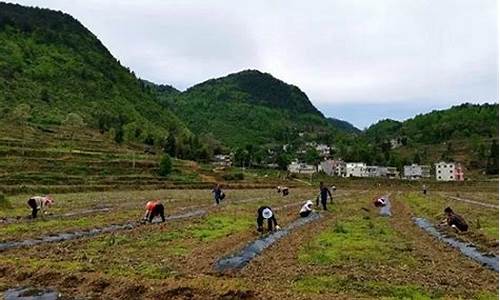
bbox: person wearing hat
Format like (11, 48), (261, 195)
(143, 199), (165, 223)
(441, 207), (468, 232)
(212, 183), (225, 205)
(299, 200), (314, 217)
(256, 206), (280, 233)
(373, 197), (387, 207)
(316, 182), (333, 211)
(27, 195), (54, 219)
(422, 184), (428, 195)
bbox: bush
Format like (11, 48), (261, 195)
(158, 154), (172, 176)
(0, 192), (12, 209)
(222, 173), (244, 181)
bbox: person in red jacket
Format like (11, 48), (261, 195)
(143, 199), (165, 223)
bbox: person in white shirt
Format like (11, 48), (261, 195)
(27, 195), (54, 218)
(299, 200), (314, 217)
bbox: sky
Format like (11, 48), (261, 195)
(8, 0), (499, 128)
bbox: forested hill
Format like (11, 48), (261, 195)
(161, 70), (343, 147)
(186, 70), (322, 115)
(364, 103), (498, 144)
(356, 103), (499, 176)
(0, 2), (189, 142)
(327, 118), (360, 134)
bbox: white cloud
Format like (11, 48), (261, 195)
(8, 0), (499, 106)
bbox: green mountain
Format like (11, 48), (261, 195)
(327, 118), (360, 134)
(359, 103), (498, 176)
(156, 70), (340, 147)
(0, 2), (189, 142)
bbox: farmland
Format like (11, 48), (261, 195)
(0, 185), (497, 299)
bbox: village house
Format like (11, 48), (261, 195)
(288, 161), (316, 174)
(384, 167), (400, 179)
(315, 144), (331, 158)
(403, 164), (431, 180)
(319, 160), (346, 177)
(345, 162), (367, 177)
(435, 161), (464, 181)
(212, 154), (232, 167)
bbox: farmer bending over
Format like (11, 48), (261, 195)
(256, 206), (280, 233)
(373, 197), (387, 207)
(299, 200), (314, 217)
(143, 199), (165, 223)
(316, 182), (333, 211)
(276, 186), (289, 196)
(27, 195), (54, 219)
(441, 207), (468, 232)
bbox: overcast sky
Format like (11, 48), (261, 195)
(8, 0), (499, 128)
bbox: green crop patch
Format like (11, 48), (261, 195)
(299, 215), (415, 267)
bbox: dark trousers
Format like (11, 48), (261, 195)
(149, 204), (165, 222)
(27, 198), (38, 218)
(300, 210), (311, 218)
(214, 195), (220, 205)
(257, 216), (276, 232)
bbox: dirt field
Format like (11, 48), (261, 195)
(0, 186), (497, 299)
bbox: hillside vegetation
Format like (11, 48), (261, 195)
(351, 103), (498, 176)
(155, 70), (345, 147)
(0, 2), (189, 144)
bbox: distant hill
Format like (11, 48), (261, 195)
(327, 118), (360, 134)
(155, 70), (344, 147)
(0, 2), (189, 143)
(365, 104), (497, 144)
(358, 103), (499, 176)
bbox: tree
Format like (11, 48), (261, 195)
(305, 148), (321, 170)
(164, 134), (176, 157)
(158, 154), (172, 176)
(234, 147), (250, 168)
(276, 152), (291, 171)
(62, 112), (85, 141)
(486, 140), (499, 175)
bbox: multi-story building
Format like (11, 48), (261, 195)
(435, 162), (464, 181)
(403, 164), (431, 180)
(319, 160), (346, 177)
(345, 162), (367, 177)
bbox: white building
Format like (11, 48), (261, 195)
(435, 162), (464, 181)
(213, 154), (232, 167)
(345, 162), (367, 177)
(383, 167), (400, 179)
(319, 160), (346, 177)
(366, 166), (385, 177)
(288, 161), (316, 174)
(315, 144), (331, 158)
(403, 164), (431, 180)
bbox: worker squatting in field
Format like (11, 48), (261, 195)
(256, 206), (280, 233)
(143, 199), (165, 223)
(27, 195), (54, 218)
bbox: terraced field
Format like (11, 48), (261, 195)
(0, 186), (497, 299)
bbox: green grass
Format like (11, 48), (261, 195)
(299, 215), (415, 266)
(404, 192), (499, 239)
(189, 214), (253, 241)
(294, 275), (433, 299)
